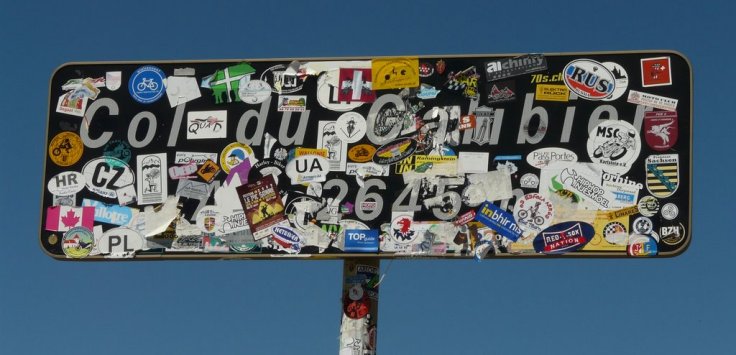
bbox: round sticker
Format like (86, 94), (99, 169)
(587, 120), (640, 174)
(316, 72), (364, 111)
(48, 234), (58, 245)
(513, 193), (554, 233)
(603, 221), (628, 245)
(389, 215), (418, 245)
(128, 65), (166, 104)
(638, 196), (660, 217)
(627, 234), (658, 257)
(103, 140), (132, 166)
(238, 79), (272, 104)
(661, 203), (679, 220)
(661, 223), (686, 246)
(220, 142), (256, 174)
(601, 62), (629, 102)
(62, 227), (94, 259)
(343, 293), (370, 319)
(196, 206), (222, 233)
(348, 284), (364, 301)
(335, 112), (367, 143)
(48, 132), (84, 167)
(633, 217), (653, 234)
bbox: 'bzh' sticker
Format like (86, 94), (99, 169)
(136, 153), (167, 205)
(587, 120), (640, 174)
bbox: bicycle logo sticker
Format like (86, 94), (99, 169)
(48, 132), (84, 167)
(513, 193), (554, 234)
(587, 120), (640, 174)
(128, 65), (166, 104)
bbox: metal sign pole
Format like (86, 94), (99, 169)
(339, 258), (380, 354)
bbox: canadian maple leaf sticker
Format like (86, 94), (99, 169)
(61, 209), (80, 228)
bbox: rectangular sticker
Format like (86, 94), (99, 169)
(371, 57), (420, 90)
(535, 84), (569, 102)
(56, 92), (88, 117)
(82, 198), (138, 226)
(475, 201), (522, 242)
(627, 90), (678, 111)
(186, 110), (227, 139)
(277, 95), (307, 112)
(317, 121), (347, 172)
(174, 152), (218, 165)
(45, 206), (95, 232)
(136, 153), (167, 205)
(484, 54), (547, 82)
(344, 229), (379, 252)
(237, 175), (286, 240)
(338, 68), (375, 102)
(458, 152), (489, 174)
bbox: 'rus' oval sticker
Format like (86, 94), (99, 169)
(563, 59), (615, 100)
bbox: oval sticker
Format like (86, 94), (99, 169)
(348, 144), (376, 163)
(533, 222), (594, 255)
(526, 147), (577, 169)
(81, 157), (135, 199)
(98, 227), (144, 257)
(47, 171), (86, 196)
(563, 59), (615, 100)
(373, 138), (417, 165)
(285, 155), (330, 185)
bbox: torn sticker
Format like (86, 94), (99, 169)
(371, 57), (419, 90)
(461, 171), (513, 207)
(98, 227), (144, 258)
(338, 68), (375, 103)
(165, 76), (201, 107)
(457, 152), (489, 174)
(207, 62), (256, 104)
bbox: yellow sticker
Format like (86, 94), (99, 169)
(372, 57), (420, 90)
(295, 147), (328, 158)
(535, 84), (569, 102)
(583, 211), (628, 251)
(48, 132), (84, 167)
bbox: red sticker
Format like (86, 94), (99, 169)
(644, 111), (678, 151)
(641, 57), (672, 87)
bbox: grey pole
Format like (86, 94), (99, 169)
(338, 258), (380, 354)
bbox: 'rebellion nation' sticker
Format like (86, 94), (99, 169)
(563, 59), (615, 100)
(587, 120), (640, 174)
(645, 154), (679, 198)
(48, 132), (84, 167)
(62, 226), (94, 259)
(373, 138), (417, 165)
(533, 222), (594, 255)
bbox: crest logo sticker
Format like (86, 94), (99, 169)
(563, 59), (615, 100)
(645, 154), (679, 198)
(105, 71), (122, 91)
(587, 120), (640, 174)
(62, 227), (94, 259)
(644, 111), (678, 151)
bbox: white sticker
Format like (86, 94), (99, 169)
(513, 193), (554, 234)
(174, 152), (218, 165)
(277, 95), (307, 112)
(461, 171), (513, 207)
(335, 112), (367, 143)
(520, 173), (539, 189)
(587, 120), (640, 174)
(601, 62), (629, 101)
(82, 157), (135, 199)
(286, 155), (330, 185)
(526, 147), (578, 169)
(238, 79), (272, 104)
(98, 227), (144, 258)
(627, 90), (678, 111)
(136, 153), (167, 205)
(317, 121), (348, 172)
(47, 171), (85, 196)
(105, 71), (122, 91)
(187, 110), (227, 140)
(457, 152), (489, 174)
(196, 206), (222, 234)
(165, 76), (202, 107)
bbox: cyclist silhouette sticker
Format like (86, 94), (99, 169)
(128, 65), (166, 104)
(513, 193), (554, 234)
(586, 120), (640, 174)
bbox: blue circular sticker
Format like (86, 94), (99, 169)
(128, 65), (165, 104)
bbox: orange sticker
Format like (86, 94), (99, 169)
(348, 144), (376, 163)
(48, 132), (84, 167)
(197, 159), (221, 183)
(371, 57), (419, 90)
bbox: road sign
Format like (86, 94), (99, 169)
(41, 51), (692, 260)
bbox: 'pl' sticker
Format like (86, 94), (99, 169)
(98, 227), (144, 258)
(317, 121), (348, 172)
(136, 153), (167, 205)
(335, 112), (367, 143)
(587, 120), (640, 174)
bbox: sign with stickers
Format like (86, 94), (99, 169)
(41, 51), (692, 260)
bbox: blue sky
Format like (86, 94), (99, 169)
(1, 0), (733, 354)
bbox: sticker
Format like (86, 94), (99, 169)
(484, 54), (547, 81)
(98, 227), (144, 258)
(348, 145), (376, 163)
(248, 158), (286, 187)
(601, 62), (628, 101)
(56, 92), (88, 117)
(45, 206), (94, 232)
(195, 206), (221, 233)
(540, 162), (610, 210)
(627, 234), (657, 256)
(62, 226), (94, 259)
(187, 110), (227, 139)
(260, 63), (303, 94)
(316, 71), (364, 112)
(82, 157), (135, 199)
(136, 153), (167, 205)
(475, 201), (522, 242)
(627, 90), (678, 111)
(526, 147), (578, 169)
(645, 154), (679, 198)
(344, 229), (379, 253)
(128, 65), (166, 104)
(48, 132), (84, 167)
(661, 203), (679, 220)
(318, 121), (348, 172)
(520, 173), (539, 189)
(533, 222), (594, 255)
(396, 155), (458, 175)
(513, 193), (554, 234)
(165, 76), (201, 107)
(419, 62), (435, 77)
(457, 152), (489, 174)
(605, 205), (639, 220)
(603, 221), (628, 245)
(587, 120), (640, 174)
(103, 140), (132, 166)
(237, 175), (286, 240)
(174, 152), (218, 165)
(82, 199), (137, 226)
(343, 288), (370, 319)
(535, 84), (569, 102)
(286, 155), (330, 184)
(220, 142), (256, 174)
(47, 171), (85, 196)
(458, 114), (475, 131)
(435, 59), (446, 75)
(633, 217), (653, 234)
(271, 225), (304, 254)
(637, 196), (660, 217)
(644, 111), (678, 151)
(105, 71), (121, 91)
(641, 56), (672, 87)
(277, 95), (307, 112)
(389, 213), (418, 245)
(563, 59), (615, 100)
(237, 79), (271, 104)
(338, 68), (375, 103)
(660, 223), (686, 246)
(333, 112), (366, 144)
(530, 72), (563, 84)
(168, 162), (198, 179)
(487, 80), (516, 104)
(416, 84), (441, 100)
(444, 66), (479, 98)
(116, 185), (137, 206)
(345, 162), (389, 177)
(53, 194), (75, 206)
(371, 57), (419, 90)
(462, 171), (513, 206)
(373, 138), (417, 165)
(208, 62), (256, 103)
